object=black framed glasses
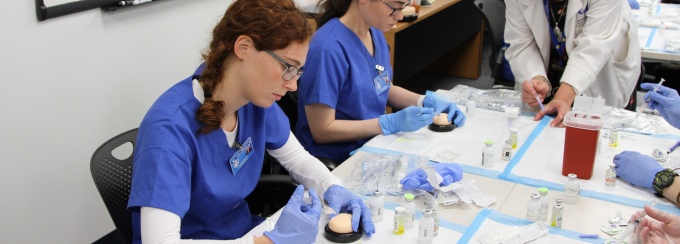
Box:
[266,50,303,81]
[381,0,412,17]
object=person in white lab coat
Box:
[505,0,641,127]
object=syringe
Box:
[636,78,666,119]
[616,201,657,242]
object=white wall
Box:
[0,0,232,242]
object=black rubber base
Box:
[324,223,362,243]
[429,123,455,132]
[398,14,418,22]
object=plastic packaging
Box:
[482,140,495,168]
[434,85,523,113]
[563,173,580,204]
[419,210,434,244]
[403,193,416,229]
[526,193,541,221]
[477,222,549,244]
[344,153,429,197]
[394,207,405,234]
[370,190,385,223]
[466,100,476,118]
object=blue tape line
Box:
[650,133,680,141]
[383,202,468,233]
[579,189,680,216]
[499,173,565,191]
[646,28,657,49]
[457,209,491,244]
[500,116,551,178]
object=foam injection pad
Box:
[324,223,362,243]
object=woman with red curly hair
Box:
[127,0,373,243]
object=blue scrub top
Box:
[296,18,393,163]
[128,65,290,243]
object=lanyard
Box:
[543,0,567,66]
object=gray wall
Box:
[0,0,233,242]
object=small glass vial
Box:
[526,193,541,221]
[551,204,563,228]
[370,189,385,223]
[394,207,405,234]
[510,127,518,149]
[418,210,435,244]
[466,100,476,118]
[608,127,619,148]
[430,208,439,236]
[538,187,549,221]
[482,140,495,168]
[563,173,580,204]
[403,193,416,229]
[501,139,512,161]
[555,198,562,205]
[605,163,617,187]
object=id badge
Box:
[373,72,390,95]
[229,137,253,175]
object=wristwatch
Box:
[653,168,678,197]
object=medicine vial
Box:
[418,210,435,244]
[551,204,563,228]
[393,207,405,234]
[608,128,619,148]
[430,208,439,236]
[501,139,512,161]
[466,100,476,118]
[563,173,580,204]
[605,163,617,187]
[482,140,495,168]
[370,189,385,223]
[403,193,416,229]
[510,127,518,149]
[538,187,549,221]
[526,193,541,221]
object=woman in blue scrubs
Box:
[296,0,467,164]
[127,0,374,243]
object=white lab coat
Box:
[505,0,641,107]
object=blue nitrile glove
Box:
[264,185,321,244]
[613,151,664,189]
[378,106,435,135]
[423,91,466,127]
[400,168,435,191]
[434,163,463,186]
[641,83,680,129]
[628,0,640,9]
[323,185,376,237]
[400,164,463,191]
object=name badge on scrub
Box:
[373,65,390,95]
[229,137,253,175]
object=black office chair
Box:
[91,128,300,244]
[474,0,513,89]
[91,128,138,244]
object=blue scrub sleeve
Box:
[265,103,292,150]
[298,41,350,109]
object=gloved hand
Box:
[422,91,466,127]
[400,164,463,191]
[379,106,434,135]
[628,0,640,9]
[323,185,376,236]
[264,185,321,244]
[613,151,664,189]
[641,83,680,130]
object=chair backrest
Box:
[90,128,138,244]
[474,0,507,77]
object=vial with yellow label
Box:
[394,207,405,234]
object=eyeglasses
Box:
[266,50,303,81]
[381,0,412,17]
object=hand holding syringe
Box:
[616,201,657,242]
[637,78,665,118]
